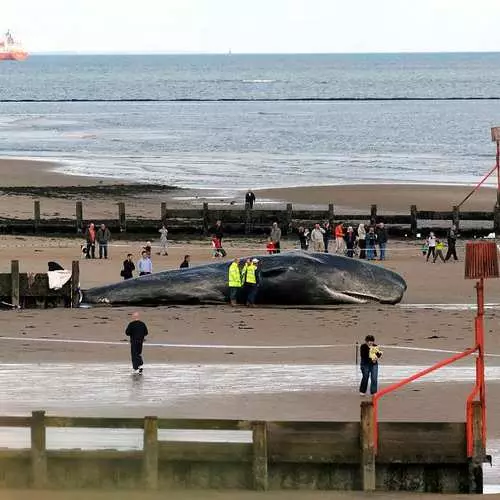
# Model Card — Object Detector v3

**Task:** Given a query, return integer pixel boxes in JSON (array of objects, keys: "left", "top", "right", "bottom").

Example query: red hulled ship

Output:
[{"left": 0, "top": 31, "right": 28, "bottom": 61}]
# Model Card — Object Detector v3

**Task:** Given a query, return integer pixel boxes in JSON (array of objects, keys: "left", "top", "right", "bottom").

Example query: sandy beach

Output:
[{"left": 1, "top": 157, "right": 500, "bottom": 493}]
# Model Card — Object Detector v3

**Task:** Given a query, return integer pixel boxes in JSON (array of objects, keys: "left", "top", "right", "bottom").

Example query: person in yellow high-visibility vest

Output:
[
  {"left": 243, "top": 258, "right": 261, "bottom": 306},
  {"left": 228, "top": 258, "right": 243, "bottom": 306}
]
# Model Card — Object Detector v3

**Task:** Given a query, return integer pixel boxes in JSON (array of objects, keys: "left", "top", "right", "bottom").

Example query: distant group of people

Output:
[
  {"left": 422, "top": 224, "right": 459, "bottom": 263},
  {"left": 84, "top": 223, "right": 111, "bottom": 259},
  {"left": 295, "top": 221, "right": 388, "bottom": 260}
]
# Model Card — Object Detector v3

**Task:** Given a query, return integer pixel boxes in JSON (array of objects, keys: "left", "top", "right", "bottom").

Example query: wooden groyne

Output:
[
  {"left": 0, "top": 260, "right": 79, "bottom": 309},
  {"left": 0, "top": 402, "right": 485, "bottom": 493},
  {"left": 0, "top": 200, "right": 498, "bottom": 237}
]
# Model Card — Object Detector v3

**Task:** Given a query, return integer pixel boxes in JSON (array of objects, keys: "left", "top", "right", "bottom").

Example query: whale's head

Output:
[{"left": 310, "top": 253, "right": 407, "bottom": 305}]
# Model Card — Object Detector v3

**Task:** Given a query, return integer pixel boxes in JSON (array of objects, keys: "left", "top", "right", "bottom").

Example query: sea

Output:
[{"left": 1, "top": 52, "right": 500, "bottom": 190}]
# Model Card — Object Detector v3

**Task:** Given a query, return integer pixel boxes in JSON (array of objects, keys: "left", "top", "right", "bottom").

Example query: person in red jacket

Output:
[{"left": 334, "top": 223, "right": 345, "bottom": 254}]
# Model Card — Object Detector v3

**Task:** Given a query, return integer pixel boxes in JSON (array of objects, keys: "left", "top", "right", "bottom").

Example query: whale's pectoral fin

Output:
[
  {"left": 261, "top": 266, "right": 291, "bottom": 278},
  {"left": 322, "top": 285, "right": 367, "bottom": 304}
]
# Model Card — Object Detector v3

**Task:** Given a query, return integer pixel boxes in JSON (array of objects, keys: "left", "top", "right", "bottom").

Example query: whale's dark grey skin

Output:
[{"left": 81, "top": 252, "right": 407, "bottom": 307}]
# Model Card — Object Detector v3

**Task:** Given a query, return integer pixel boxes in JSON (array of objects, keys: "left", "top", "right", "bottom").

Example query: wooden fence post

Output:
[
  {"left": 494, "top": 204, "right": 500, "bottom": 235},
  {"left": 161, "top": 202, "right": 167, "bottom": 224},
  {"left": 360, "top": 401, "right": 376, "bottom": 492},
  {"left": 370, "top": 204, "right": 377, "bottom": 225},
  {"left": 118, "top": 202, "right": 126, "bottom": 232},
  {"left": 31, "top": 410, "right": 47, "bottom": 488},
  {"left": 34, "top": 200, "right": 40, "bottom": 233},
  {"left": 328, "top": 203, "right": 335, "bottom": 225},
  {"left": 71, "top": 260, "right": 80, "bottom": 308},
  {"left": 76, "top": 201, "right": 83, "bottom": 234},
  {"left": 285, "top": 203, "right": 293, "bottom": 235},
  {"left": 203, "top": 203, "right": 209, "bottom": 235},
  {"left": 468, "top": 401, "right": 484, "bottom": 494},
  {"left": 245, "top": 203, "right": 252, "bottom": 235},
  {"left": 452, "top": 205, "right": 460, "bottom": 231},
  {"left": 410, "top": 205, "right": 418, "bottom": 237},
  {"left": 11, "top": 260, "right": 20, "bottom": 308},
  {"left": 143, "top": 416, "right": 159, "bottom": 490},
  {"left": 252, "top": 421, "right": 268, "bottom": 491}
]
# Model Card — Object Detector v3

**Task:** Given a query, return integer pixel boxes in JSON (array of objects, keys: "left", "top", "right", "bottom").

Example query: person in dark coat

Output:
[
  {"left": 445, "top": 224, "right": 458, "bottom": 261},
  {"left": 214, "top": 220, "right": 224, "bottom": 244},
  {"left": 375, "top": 223, "right": 388, "bottom": 260},
  {"left": 125, "top": 312, "right": 148, "bottom": 374},
  {"left": 245, "top": 189, "right": 256, "bottom": 209},
  {"left": 344, "top": 226, "right": 357, "bottom": 258},
  {"left": 322, "top": 222, "right": 331, "bottom": 253},
  {"left": 96, "top": 224, "right": 111, "bottom": 259},
  {"left": 359, "top": 334, "right": 382, "bottom": 396},
  {"left": 121, "top": 254, "right": 135, "bottom": 280},
  {"left": 180, "top": 255, "right": 190, "bottom": 268}
]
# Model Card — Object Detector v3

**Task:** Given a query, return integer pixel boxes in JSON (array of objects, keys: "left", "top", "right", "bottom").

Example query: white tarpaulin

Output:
[{"left": 47, "top": 270, "right": 72, "bottom": 290}]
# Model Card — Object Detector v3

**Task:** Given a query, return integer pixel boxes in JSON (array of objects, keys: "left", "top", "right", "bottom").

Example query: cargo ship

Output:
[{"left": 0, "top": 31, "right": 28, "bottom": 61}]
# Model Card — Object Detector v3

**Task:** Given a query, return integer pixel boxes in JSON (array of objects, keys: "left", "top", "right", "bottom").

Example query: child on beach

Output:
[
  {"left": 434, "top": 239, "right": 446, "bottom": 263},
  {"left": 211, "top": 235, "right": 226, "bottom": 258},
  {"left": 266, "top": 238, "right": 276, "bottom": 254},
  {"left": 426, "top": 232, "right": 437, "bottom": 262}
]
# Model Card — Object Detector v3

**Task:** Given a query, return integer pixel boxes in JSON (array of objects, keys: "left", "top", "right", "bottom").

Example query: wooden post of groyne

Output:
[
  {"left": 143, "top": 416, "right": 159, "bottom": 490},
  {"left": 34, "top": 200, "right": 41, "bottom": 233},
  {"left": 452, "top": 205, "right": 460, "bottom": 231},
  {"left": 360, "top": 401, "right": 376, "bottom": 492},
  {"left": 203, "top": 203, "right": 209, "bottom": 235},
  {"left": 252, "top": 421, "right": 268, "bottom": 491},
  {"left": 328, "top": 203, "right": 335, "bottom": 225},
  {"left": 76, "top": 201, "right": 83, "bottom": 234},
  {"left": 494, "top": 204, "right": 500, "bottom": 235},
  {"left": 71, "top": 260, "right": 80, "bottom": 308},
  {"left": 468, "top": 401, "right": 484, "bottom": 494},
  {"left": 410, "top": 205, "right": 418, "bottom": 236},
  {"left": 370, "top": 204, "right": 377, "bottom": 224},
  {"left": 285, "top": 203, "right": 293, "bottom": 235},
  {"left": 161, "top": 202, "right": 167, "bottom": 225},
  {"left": 11, "top": 260, "right": 20, "bottom": 308},
  {"left": 118, "top": 202, "right": 126, "bottom": 232},
  {"left": 245, "top": 204, "right": 252, "bottom": 235},
  {"left": 31, "top": 410, "right": 47, "bottom": 488}
]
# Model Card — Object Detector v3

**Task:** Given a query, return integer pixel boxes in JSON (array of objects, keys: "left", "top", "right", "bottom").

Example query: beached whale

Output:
[{"left": 81, "top": 252, "right": 407, "bottom": 306}]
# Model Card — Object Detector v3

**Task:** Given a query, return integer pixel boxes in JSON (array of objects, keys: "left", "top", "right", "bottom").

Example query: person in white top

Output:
[
  {"left": 426, "top": 232, "right": 437, "bottom": 262},
  {"left": 357, "top": 223, "right": 366, "bottom": 259},
  {"left": 159, "top": 225, "right": 168, "bottom": 256},
  {"left": 310, "top": 223, "right": 325, "bottom": 252}
]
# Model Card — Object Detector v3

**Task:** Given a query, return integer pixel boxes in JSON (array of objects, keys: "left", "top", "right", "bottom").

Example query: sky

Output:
[{"left": 3, "top": 0, "right": 500, "bottom": 54}]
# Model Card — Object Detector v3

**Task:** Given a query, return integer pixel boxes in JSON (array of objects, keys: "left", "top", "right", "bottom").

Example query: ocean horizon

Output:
[{"left": 1, "top": 53, "right": 499, "bottom": 190}]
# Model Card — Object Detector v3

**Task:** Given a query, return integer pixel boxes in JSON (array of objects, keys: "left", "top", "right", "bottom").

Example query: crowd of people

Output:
[
  {"left": 294, "top": 221, "right": 389, "bottom": 260},
  {"left": 421, "top": 224, "right": 459, "bottom": 263}
]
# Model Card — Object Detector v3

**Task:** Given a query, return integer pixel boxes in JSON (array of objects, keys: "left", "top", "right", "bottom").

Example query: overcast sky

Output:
[{"left": 4, "top": 0, "right": 500, "bottom": 54}]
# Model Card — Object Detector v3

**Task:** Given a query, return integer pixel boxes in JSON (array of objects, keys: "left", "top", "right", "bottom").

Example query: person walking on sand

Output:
[
  {"left": 85, "top": 223, "right": 96, "bottom": 259},
  {"left": 445, "top": 224, "right": 458, "bottom": 262},
  {"left": 298, "top": 226, "right": 308, "bottom": 251},
  {"left": 158, "top": 225, "right": 168, "bottom": 256},
  {"left": 426, "top": 232, "right": 437, "bottom": 262},
  {"left": 310, "top": 223, "right": 325, "bottom": 252},
  {"left": 270, "top": 222, "right": 282, "bottom": 253},
  {"left": 322, "top": 221, "right": 331, "bottom": 253},
  {"left": 434, "top": 239, "right": 446, "bottom": 263},
  {"left": 137, "top": 250, "right": 152, "bottom": 276},
  {"left": 97, "top": 223, "right": 111, "bottom": 259},
  {"left": 334, "top": 223, "right": 345, "bottom": 254},
  {"left": 357, "top": 223, "right": 366, "bottom": 259},
  {"left": 228, "top": 258, "right": 243, "bottom": 306},
  {"left": 359, "top": 334, "right": 383, "bottom": 396},
  {"left": 245, "top": 189, "right": 256, "bottom": 209},
  {"left": 126, "top": 312, "right": 148, "bottom": 374},
  {"left": 121, "top": 253, "right": 135, "bottom": 280},
  {"left": 180, "top": 254, "right": 190, "bottom": 268}
]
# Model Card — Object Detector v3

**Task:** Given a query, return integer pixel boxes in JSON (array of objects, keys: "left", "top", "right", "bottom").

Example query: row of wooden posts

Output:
[{"left": 15, "top": 199, "right": 500, "bottom": 235}]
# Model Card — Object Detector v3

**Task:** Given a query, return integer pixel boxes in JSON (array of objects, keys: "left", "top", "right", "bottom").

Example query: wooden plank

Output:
[
  {"left": 0, "top": 416, "right": 32, "bottom": 427},
  {"left": 0, "top": 449, "right": 31, "bottom": 459},
  {"left": 158, "top": 419, "right": 248, "bottom": 430},
  {"left": 75, "top": 201, "right": 83, "bottom": 233},
  {"left": 11, "top": 260, "right": 20, "bottom": 308},
  {"left": 360, "top": 401, "right": 375, "bottom": 492},
  {"left": 203, "top": 203, "right": 209, "bottom": 235},
  {"left": 161, "top": 202, "right": 167, "bottom": 223},
  {"left": 33, "top": 200, "right": 40, "bottom": 232},
  {"left": 71, "top": 260, "right": 80, "bottom": 308},
  {"left": 44, "top": 416, "right": 145, "bottom": 429},
  {"left": 158, "top": 442, "right": 252, "bottom": 462},
  {"left": 267, "top": 421, "right": 360, "bottom": 464},
  {"left": 47, "top": 449, "right": 143, "bottom": 460},
  {"left": 118, "top": 202, "right": 126, "bottom": 232},
  {"left": 143, "top": 416, "right": 158, "bottom": 490},
  {"left": 31, "top": 410, "right": 47, "bottom": 488},
  {"left": 370, "top": 204, "right": 377, "bottom": 223},
  {"left": 252, "top": 421, "right": 268, "bottom": 491},
  {"left": 328, "top": 203, "right": 335, "bottom": 224},
  {"left": 377, "top": 422, "right": 466, "bottom": 463},
  {"left": 410, "top": 205, "right": 418, "bottom": 235}
]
